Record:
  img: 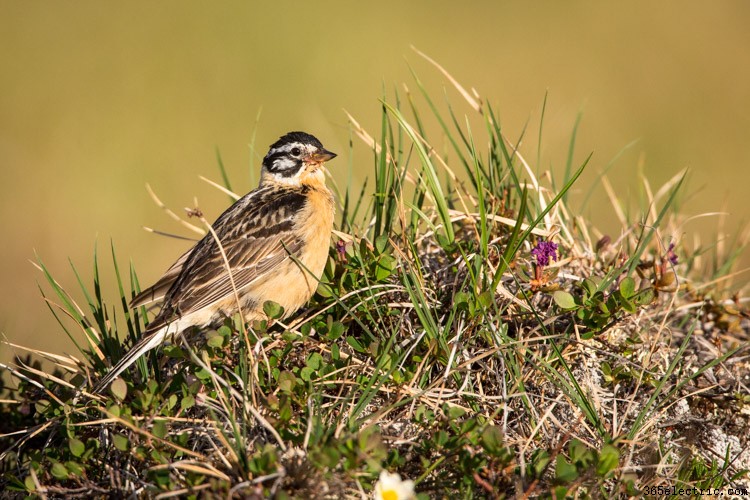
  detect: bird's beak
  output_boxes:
[309,149,337,163]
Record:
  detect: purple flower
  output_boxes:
[531,240,558,267]
[335,239,348,262]
[666,242,678,266]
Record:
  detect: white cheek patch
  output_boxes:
[262,140,325,183]
[266,155,303,178]
[276,157,298,171]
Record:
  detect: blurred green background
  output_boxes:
[2,1,749,362]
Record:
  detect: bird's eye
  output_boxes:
[291,147,301,157]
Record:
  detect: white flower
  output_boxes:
[373,470,416,500]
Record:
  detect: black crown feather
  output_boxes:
[269,131,324,152]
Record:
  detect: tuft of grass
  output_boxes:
[1,53,749,498]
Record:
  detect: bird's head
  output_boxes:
[261,131,336,186]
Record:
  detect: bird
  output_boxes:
[92,131,336,394]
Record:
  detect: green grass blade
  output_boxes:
[561,111,583,203]
[215,147,234,202]
[536,91,548,170]
[383,101,455,243]
[406,64,470,175]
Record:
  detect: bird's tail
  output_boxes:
[92,323,174,394]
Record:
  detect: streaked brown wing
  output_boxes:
[152,185,306,325]
[130,248,191,308]
[171,234,302,315]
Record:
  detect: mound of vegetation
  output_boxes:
[2,56,748,498]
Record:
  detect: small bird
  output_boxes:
[92,131,336,394]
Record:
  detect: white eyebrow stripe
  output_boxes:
[269,142,308,155]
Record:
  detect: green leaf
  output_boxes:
[50,462,69,480]
[300,366,314,382]
[316,281,333,298]
[568,439,590,465]
[65,461,84,477]
[553,291,577,310]
[580,329,596,340]
[620,296,636,314]
[35,399,50,414]
[307,352,323,370]
[596,444,620,476]
[554,486,571,499]
[107,403,121,417]
[481,425,504,455]
[278,371,296,393]
[346,336,366,353]
[151,468,171,487]
[113,434,129,451]
[300,322,312,337]
[151,448,169,464]
[110,378,127,400]
[477,290,494,309]
[453,291,470,311]
[597,298,611,315]
[152,420,168,439]
[555,455,578,483]
[68,437,85,457]
[581,278,598,299]
[181,394,195,410]
[619,276,636,298]
[327,321,345,341]
[279,398,292,421]
[375,254,396,281]
[606,295,619,314]
[281,331,298,343]
[194,367,211,382]
[263,300,284,320]
[207,332,225,348]
[531,450,551,477]
[163,345,186,358]
[312,445,340,468]
[632,287,655,306]
[446,405,466,420]
[375,233,389,255]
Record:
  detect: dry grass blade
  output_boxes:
[149,461,231,481]
[411,45,482,113]
[600,174,628,228]
[451,209,550,238]
[344,109,392,163]
[40,296,105,360]
[196,212,260,405]
[145,182,205,235]
[15,359,76,390]
[2,341,81,371]
[99,408,207,460]
[154,484,214,499]
[199,175,241,200]
[142,226,200,242]
[0,362,53,393]
[0,420,56,462]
